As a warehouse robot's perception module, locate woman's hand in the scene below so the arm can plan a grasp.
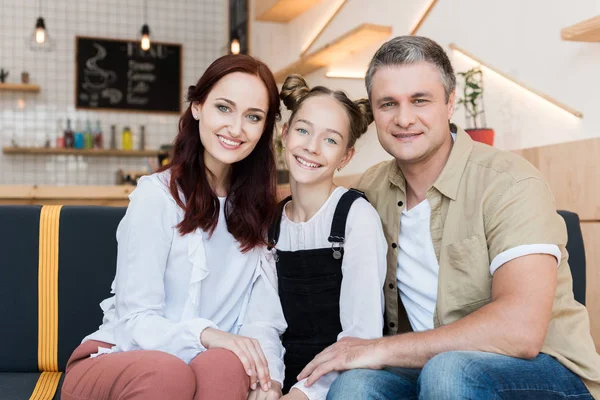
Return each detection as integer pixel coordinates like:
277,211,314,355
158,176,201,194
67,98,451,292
201,328,271,391
247,381,283,400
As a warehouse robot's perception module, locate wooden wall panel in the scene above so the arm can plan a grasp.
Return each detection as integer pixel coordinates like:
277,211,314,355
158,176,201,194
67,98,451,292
515,138,599,348
514,138,600,221
583,222,600,349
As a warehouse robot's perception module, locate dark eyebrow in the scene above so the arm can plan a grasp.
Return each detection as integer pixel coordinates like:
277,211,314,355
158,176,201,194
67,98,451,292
215,97,266,114
411,91,432,99
376,96,396,104
297,119,342,138
376,93,433,103
216,97,235,106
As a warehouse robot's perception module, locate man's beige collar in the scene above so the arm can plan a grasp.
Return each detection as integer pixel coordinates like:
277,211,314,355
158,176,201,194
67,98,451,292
387,125,474,200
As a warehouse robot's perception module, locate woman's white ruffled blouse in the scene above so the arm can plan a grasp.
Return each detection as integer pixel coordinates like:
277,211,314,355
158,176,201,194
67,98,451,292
83,171,287,384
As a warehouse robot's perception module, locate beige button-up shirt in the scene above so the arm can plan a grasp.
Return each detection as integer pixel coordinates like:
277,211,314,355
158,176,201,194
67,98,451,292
357,125,600,397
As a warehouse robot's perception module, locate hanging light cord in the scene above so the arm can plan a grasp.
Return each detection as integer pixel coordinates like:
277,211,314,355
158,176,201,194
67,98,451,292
144,0,148,24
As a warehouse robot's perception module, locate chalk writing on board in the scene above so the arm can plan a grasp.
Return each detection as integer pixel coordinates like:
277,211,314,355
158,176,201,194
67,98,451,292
76,37,182,113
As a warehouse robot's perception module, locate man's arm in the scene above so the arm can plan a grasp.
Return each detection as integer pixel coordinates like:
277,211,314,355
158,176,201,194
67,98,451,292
298,253,557,386
379,252,557,366
299,177,563,386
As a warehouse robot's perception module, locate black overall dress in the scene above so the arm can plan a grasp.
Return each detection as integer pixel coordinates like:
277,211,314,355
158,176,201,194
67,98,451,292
267,189,366,393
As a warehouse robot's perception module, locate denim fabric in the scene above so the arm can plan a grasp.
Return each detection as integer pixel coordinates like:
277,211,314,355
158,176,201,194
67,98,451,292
327,351,592,399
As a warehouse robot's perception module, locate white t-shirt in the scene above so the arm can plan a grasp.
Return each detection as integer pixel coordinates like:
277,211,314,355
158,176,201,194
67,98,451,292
396,132,561,332
396,199,439,332
276,186,387,400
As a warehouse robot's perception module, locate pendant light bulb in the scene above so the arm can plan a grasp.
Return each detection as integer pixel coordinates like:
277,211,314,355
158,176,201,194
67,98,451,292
35,18,46,44
29,13,52,51
140,24,151,51
231,38,240,55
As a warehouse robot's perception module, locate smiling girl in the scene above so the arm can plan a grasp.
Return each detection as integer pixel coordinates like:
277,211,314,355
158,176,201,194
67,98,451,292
62,55,287,400
268,75,387,399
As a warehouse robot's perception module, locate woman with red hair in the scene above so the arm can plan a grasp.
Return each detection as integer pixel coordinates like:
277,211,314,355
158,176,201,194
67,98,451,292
62,54,286,400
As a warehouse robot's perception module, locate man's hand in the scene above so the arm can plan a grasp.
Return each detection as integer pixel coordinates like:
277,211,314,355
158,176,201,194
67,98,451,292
297,337,386,387
280,388,309,400
247,381,282,400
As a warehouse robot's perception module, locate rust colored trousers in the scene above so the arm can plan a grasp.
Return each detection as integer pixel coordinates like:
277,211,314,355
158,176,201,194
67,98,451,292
61,340,249,400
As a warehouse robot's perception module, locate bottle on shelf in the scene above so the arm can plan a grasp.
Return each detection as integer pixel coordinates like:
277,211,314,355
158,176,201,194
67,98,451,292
56,118,65,148
84,120,93,149
109,125,117,149
74,120,84,149
94,120,103,149
139,125,146,150
63,118,74,148
122,126,133,150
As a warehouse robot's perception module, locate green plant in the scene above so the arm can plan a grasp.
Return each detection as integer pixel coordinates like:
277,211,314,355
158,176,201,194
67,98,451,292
456,67,487,129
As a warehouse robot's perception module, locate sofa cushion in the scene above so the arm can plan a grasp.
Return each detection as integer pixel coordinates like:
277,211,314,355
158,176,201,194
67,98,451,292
0,206,42,372
0,372,63,400
57,206,125,370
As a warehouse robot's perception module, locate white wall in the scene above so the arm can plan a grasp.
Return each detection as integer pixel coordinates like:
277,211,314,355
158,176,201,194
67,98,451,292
250,0,600,176
0,0,227,185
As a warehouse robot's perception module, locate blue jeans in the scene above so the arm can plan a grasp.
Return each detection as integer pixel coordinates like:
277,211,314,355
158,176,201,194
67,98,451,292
327,351,592,399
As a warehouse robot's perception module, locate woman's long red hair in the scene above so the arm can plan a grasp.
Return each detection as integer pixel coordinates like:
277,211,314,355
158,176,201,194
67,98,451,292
162,54,280,252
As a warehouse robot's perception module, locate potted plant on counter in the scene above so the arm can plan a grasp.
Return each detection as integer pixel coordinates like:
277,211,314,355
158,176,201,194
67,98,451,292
456,67,495,146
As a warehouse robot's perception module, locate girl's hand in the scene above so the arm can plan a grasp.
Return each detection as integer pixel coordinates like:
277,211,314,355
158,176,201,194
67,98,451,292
248,381,283,400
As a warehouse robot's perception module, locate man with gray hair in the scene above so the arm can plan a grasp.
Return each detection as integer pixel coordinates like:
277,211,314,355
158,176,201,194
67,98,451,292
295,36,600,399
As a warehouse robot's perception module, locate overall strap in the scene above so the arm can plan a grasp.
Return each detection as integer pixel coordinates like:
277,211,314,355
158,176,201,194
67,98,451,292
328,189,367,258
268,195,292,249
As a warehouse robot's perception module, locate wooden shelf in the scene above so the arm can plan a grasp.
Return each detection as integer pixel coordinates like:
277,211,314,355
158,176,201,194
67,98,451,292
274,23,392,82
2,147,166,157
0,83,41,93
255,0,322,22
561,15,600,42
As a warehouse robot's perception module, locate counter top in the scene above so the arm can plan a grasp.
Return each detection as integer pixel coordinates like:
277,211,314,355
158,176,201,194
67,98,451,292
0,184,292,206
0,185,135,199
0,174,359,206
0,185,135,206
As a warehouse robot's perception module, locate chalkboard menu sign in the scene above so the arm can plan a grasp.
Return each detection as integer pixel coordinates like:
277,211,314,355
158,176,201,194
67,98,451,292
76,36,182,113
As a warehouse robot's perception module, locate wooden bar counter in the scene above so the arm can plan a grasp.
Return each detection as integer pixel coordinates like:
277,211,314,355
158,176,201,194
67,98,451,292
0,184,302,206
0,176,361,207
0,185,136,206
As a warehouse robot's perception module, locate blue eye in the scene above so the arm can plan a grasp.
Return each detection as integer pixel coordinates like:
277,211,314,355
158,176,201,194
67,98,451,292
326,138,338,145
217,105,230,112
247,114,261,122
296,128,308,135
413,99,427,105
381,102,395,108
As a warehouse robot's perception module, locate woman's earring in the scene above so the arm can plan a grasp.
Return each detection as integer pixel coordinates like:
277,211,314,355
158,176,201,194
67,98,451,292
337,167,343,172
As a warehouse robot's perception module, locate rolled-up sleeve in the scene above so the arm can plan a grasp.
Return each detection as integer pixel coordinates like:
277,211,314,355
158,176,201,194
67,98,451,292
113,178,217,363
485,177,567,270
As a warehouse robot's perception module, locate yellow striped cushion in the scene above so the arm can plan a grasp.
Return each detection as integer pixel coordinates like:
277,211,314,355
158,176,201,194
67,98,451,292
31,205,62,400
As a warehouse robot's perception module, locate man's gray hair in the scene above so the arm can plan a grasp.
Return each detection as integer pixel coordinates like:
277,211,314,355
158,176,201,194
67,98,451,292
365,36,456,103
